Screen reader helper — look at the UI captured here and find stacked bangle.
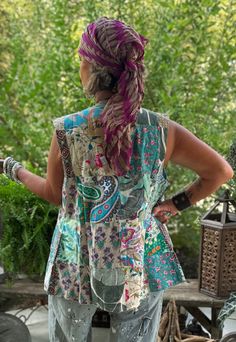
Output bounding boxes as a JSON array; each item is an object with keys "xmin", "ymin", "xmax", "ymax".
[
  {"xmin": 3, "ymin": 157, "xmax": 23, "ymax": 184},
  {"xmin": 172, "ymin": 191, "xmax": 192, "ymax": 211}
]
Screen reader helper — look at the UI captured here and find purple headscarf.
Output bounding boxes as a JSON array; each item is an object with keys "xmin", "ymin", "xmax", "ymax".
[{"xmin": 78, "ymin": 17, "xmax": 148, "ymax": 176}]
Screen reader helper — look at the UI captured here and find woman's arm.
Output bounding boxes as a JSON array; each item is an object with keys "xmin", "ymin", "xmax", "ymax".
[
  {"xmin": 166, "ymin": 120, "xmax": 234, "ymax": 203},
  {"xmin": 16, "ymin": 133, "xmax": 64, "ymax": 206},
  {"xmin": 153, "ymin": 120, "xmax": 234, "ymax": 222}
]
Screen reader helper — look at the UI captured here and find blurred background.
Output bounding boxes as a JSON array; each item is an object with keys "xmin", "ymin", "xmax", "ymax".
[{"xmin": 0, "ymin": 0, "xmax": 235, "ymax": 287}]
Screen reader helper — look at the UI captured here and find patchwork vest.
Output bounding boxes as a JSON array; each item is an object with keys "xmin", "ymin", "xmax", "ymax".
[{"xmin": 44, "ymin": 103, "xmax": 185, "ymax": 312}]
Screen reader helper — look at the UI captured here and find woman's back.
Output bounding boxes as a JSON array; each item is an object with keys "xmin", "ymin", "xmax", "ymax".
[{"xmin": 44, "ymin": 103, "xmax": 185, "ymax": 312}]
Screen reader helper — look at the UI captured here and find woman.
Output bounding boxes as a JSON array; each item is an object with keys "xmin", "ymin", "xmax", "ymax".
[{"xmin": 0, "ymin": 17, "xmax": 233, "ymax": 342}]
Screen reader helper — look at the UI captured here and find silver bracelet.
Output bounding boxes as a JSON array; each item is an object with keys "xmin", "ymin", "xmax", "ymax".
[{"xmin": 3, "ymin": 157, "xmax": 23, "ymax": 183}]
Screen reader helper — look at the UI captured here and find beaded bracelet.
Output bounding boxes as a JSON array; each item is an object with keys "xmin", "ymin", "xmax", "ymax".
[
  {"xmin": 172, "ymin": 191, "xmax": 192, "ymax": 211},
  {"xmin": 3, "ymin": 157, "xmax": 23, "ymax": 184}
]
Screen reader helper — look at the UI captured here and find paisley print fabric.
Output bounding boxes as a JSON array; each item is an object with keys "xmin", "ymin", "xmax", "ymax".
[{"xmin": 44, "ymin": 103, "xmax": 185, "ymax": 312}]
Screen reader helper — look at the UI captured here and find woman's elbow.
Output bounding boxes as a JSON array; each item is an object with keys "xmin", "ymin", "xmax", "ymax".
[
  {"xmin": 218, "ymin": 162, "xmax": 234, "ymax": 183},
  {"xmin": 225, "ymin": 165, "xmax": 234, "ymax": 181}
]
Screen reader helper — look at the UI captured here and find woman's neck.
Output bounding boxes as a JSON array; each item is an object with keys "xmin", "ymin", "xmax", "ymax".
[{"xmin": 95, "ymin": 90, "xmax": 114, "ymax": 103}]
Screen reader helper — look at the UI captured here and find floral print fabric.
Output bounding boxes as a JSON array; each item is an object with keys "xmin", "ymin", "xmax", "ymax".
[{"xmin": 44, "ymin": 104, "xmax": 185, "ymax": 312}]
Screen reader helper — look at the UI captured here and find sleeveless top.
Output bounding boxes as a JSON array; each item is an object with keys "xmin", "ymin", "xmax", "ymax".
[{"xmin": 44, "ymin": 103, "xmax": 185, "ymax": 312}]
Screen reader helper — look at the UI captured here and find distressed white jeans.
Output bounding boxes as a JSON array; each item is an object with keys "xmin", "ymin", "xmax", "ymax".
[{"xmin": 48, "ymin": 291, "xmax": 164, "ymax": 342}]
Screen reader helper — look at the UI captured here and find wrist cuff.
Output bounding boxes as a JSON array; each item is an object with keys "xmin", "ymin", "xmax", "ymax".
[{"xmin": 172, "ymin": 191, "xmax": 192, "ymax": 211}]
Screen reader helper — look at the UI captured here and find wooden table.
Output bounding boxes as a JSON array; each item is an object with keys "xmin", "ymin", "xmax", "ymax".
[
  {"xmin": 163, "ymin": 280, "xmax": 225, "ymax": 339},
  {"xmin": 0, "ymin": 279, "xmax": 225, "ymax": 339}
]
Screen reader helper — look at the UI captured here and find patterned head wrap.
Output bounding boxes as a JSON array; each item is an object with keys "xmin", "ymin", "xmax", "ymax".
[{"xmin": 78, "ymin": 17, "xmax": 148, "ymax": 176}]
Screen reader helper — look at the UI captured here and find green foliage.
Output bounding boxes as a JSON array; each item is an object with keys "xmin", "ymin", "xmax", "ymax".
[
  {"xmin": 1, "ymin": 0, "xmax": 235, "ymax": 165},
  {"xmin": 228, "ymin": 141, "xmax": 236, "ymax": 172},
  {"xmin": 0, "ymin": 0, "xmax": 235, "ymax": 274},
  {"xmin": 227, "ymin": 140, "xmax": 236, "ymax": 199},
  {"xmin": 0, "ymin": 175, "xmax": 57, "ymax": 275}
]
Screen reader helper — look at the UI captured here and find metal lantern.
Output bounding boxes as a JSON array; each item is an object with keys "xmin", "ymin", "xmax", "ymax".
[{"xmin": 199, "ymin": 191, "xmax": 236, "ymax": 298}]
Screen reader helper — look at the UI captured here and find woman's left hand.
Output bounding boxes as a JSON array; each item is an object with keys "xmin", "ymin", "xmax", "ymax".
[{"xmin": 152, "ymin": 199, "xmax": 178, "ymax": 224}]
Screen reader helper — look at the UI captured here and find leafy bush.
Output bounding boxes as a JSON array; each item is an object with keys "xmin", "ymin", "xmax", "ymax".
[
  {"xmin": 227, "ymin": 140, "xmax": 236, "ymax": 199},
  {"xmin": 0, "ymin": 175, "xmax": 57, "ymax": 276}
]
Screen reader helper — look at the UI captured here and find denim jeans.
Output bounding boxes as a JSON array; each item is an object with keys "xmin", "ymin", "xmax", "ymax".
[{"xmin": 48, "ymin": 291, "xmax": 164, "ymax": 342}]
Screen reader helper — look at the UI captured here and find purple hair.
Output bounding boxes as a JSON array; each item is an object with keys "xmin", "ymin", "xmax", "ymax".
[{"xmin": 79, "ymin": 17, "xmax": 148, "ymax": 176}]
